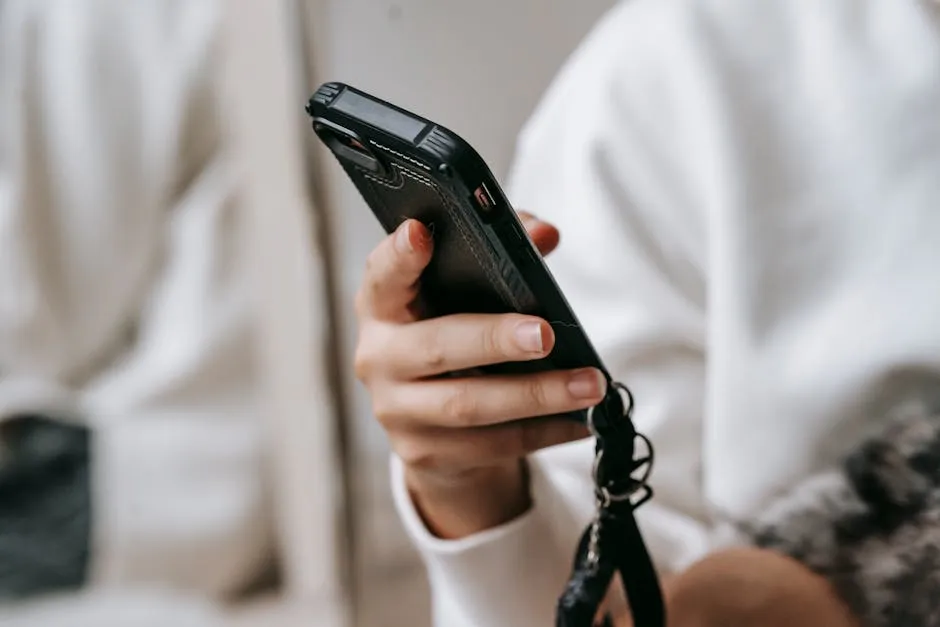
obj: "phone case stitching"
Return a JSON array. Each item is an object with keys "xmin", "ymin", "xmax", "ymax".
[
  {"xmin": 397, "ymin": 168, "xmax": 434, "ymax": 187},
  {"xmin": 360, "ymin": 169, "xmax": 406, "ymax": 190},
  {"xmin": 358, "ymin": 163, "xmax": 517, "ymax": 311},
  {"xmin": 358, "ymin": 164, "xmax": 431, "ymax": 190},
  {"xmin": 369, "ymin": 142, "xmax": 432, "ymax": 172}
]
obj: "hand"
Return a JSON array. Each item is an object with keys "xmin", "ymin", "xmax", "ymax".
[
  {"xmin": 354, "ymin": 213, "xmax": 604, "ymax": 538},
  {"xmin": 643, "ymin": 548, "xmax": 859, "ymax": 627}
]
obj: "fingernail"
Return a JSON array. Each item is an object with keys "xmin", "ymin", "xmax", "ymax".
[
  {"xmin": 567, "ymin": 368, "xmax": 606, "ymax": 400},
  {"xmin": 514, "ymin": 322, "xmax": 545, "ymax": 353},
  {"xmin": 395, "ymin": 222, "xmax": 414, "ymax": 253},
  {"xmin": 414, "ymin": 222, "xmax": 431, "ymax": 249}
]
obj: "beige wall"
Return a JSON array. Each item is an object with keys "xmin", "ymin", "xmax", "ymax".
[{"xmin": 224, "ymin": 0, "xmax": 349, "ymax": 619}]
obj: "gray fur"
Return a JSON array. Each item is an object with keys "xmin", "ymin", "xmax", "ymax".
[{"xmin": 747, "ymin": 403, "xmax": 940, "ymax": 627}]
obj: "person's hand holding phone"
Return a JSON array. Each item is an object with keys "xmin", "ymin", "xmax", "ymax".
[{"xmin": 354, "ymin": 213, "xmax": 606, "ymax": 539}]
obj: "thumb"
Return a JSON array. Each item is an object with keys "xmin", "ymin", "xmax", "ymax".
[{"xmin": 357, "ymin": 219, "xmax": 433, "ymax": 322}]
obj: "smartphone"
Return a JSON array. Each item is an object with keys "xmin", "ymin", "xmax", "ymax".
[{"xmin": 307, "ymin": 82, "xmax": 625, "ymax": 428}]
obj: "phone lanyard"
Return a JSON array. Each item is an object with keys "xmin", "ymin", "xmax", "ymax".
[{"xmin": 556, "ymin": 383, "xmax": 665, "ymax": 627}]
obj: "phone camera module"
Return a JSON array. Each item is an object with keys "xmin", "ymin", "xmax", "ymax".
[{"xmin": 315, "ymin": 122, "xmax": 387, "ymax": 176}]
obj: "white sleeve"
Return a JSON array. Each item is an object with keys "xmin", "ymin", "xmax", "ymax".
[
  {"xmin": 393, "ymin": 444, "xmax": 593, "ymax": 627},
  {"xmin": 392, "ymin": 3, "xmax": 716, "ymax": 626}
]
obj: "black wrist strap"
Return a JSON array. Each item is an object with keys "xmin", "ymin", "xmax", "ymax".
[{"xmin": 556, "ymin": 384, "xmax": 666, "ymax": 627}]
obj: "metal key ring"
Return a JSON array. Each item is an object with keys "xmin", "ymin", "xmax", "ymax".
[
  {"xmin": 591, "ymin": 442, "xmax": 655, "ymax": 505},
  {"xmin": 588, "ymin": 382, "xmax": 652, "ymax": 506},
  {"xmin": 591, "ymin": 433, "xmax": 654, "ymax": 489}
]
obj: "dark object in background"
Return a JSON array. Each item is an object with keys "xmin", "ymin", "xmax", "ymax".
[{"xmin": 0, "ymin": 416, "xmax": 91, "ymax": 600}]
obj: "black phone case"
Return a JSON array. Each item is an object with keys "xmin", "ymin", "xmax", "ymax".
[{"xmin": 307, "ymin": 82, "xmax": 614, "ymax": 424}]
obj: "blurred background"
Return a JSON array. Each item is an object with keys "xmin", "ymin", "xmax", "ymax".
[{"xmin": 0, "ymin": 0, "xmax": 615, "ymax": 625}]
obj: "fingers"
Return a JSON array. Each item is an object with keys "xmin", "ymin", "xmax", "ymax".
[
  {"xmin": 374, "ymin": 368, "xmax": 607, "ymax": 428},
  {"xmin": 518, "ymin": 211, "xmax": 560, "ymax": 256},
  {"xmin": 357, "ymin": 220, "xmax": 433, "ymax": 322},
  {"xmin": 356, "ymin": 211, "xmax": 590, "ymax": 479},
  {"xmin": 394, "ymin": 416, "xmax": 592, "ymax": 470},
  {"xmin": 357, "ymin": 213, "xmax": 556, "ymax": 324},
  {"xmin": 359, "ymin": 313, "xmax": 556, "ymax": 380}
]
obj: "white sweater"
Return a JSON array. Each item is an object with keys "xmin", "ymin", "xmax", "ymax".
[{"xmin": 392, "ymin": 0, "xmax": 940, "ymax": 625}]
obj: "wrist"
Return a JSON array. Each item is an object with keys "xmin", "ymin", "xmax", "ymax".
[{"xmin": 405, "ymin": 459, "xmax": 532, "ymax": 539}]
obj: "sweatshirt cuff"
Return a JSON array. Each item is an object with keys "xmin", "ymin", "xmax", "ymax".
[{"xmin": 391, "ymin": 455, "xmax": 575, "ymax": 627}]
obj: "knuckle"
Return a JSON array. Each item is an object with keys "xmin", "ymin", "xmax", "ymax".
[
  {"xmin": 363, "ymin": 273, "xmax": 383, "ymax": 301},
  {"xmin": 482, "ymin": 320, "xmax": 508, "ymax": 358},
  {"xmin": 421, "ymin": 342, "xmax": 447, "ymax": 372},
  {"xmin": 395, "ymin": 439, "xmax": 437, "ymax": 471},
  {"xmin": 524, "ymin": 377, "xmax": 551, "ymax": 412},
  {"xmin": 353, "ymin": 326, "xmax": 383, "ymax": 382},
  {"xmin": 370, "ymin": 393, "xmax": 398, "ymax": 427},
  {"xmin": 419, "ymin": 325, "xmax": 447, "ymax": 371},
  {"xmin": 353, "ymin": 345, "xmax": 374, "ymax": 382},
  {"xmin": 441, "ymin": 384, "xmax": 479, "ymax": 426}
]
